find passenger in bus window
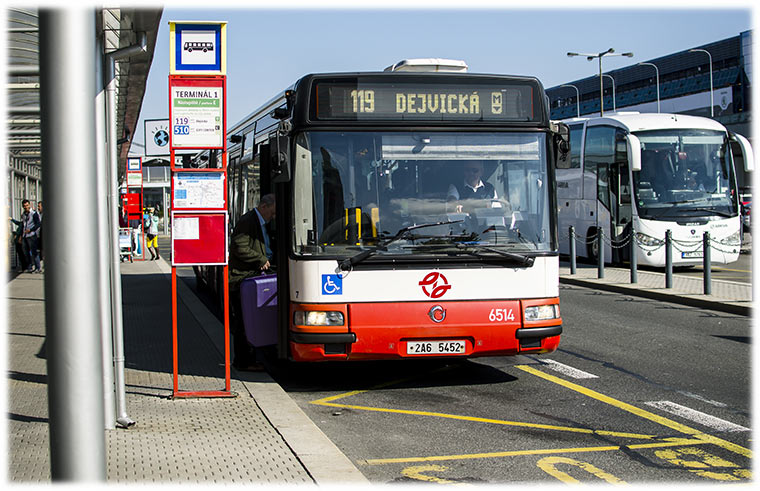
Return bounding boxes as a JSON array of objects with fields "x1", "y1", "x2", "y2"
[
  {"x1": 228, "y1": 193, "x2": 276, "y2": 371},
  {"x1": 446, "y1": 160, "x2": 503, "y2": 213}
]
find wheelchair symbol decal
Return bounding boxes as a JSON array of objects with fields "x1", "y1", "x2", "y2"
[{"x1": 322, "y1": 274, "x2": 343, "y2": 295}]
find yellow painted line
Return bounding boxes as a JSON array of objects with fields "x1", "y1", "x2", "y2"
[
  {"x1": 537, "y1": 456, "x2": 627, "y2": 484},
  {"x1": 515, "y1": 364, "x2": 752, "y2": 459},
  {"x1": 312, "y1": 400, "x2": 656, "y2": 440},
  {"x1": 363, "y1": 437, "x2": 707, "y2": 465}
]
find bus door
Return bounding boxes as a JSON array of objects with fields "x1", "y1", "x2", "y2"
[
  {"x1": 583, "y1": 126, "x2": 613, "y2": 261},
  {"x1": 612, "y1": 130, "x2": 633, "y2": 262}
]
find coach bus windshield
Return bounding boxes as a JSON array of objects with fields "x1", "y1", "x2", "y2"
[
  {"x1": 632, "y1": 129, "x2": 738, "y2": 219},
  {"x1": 292, "y1": 131, "x2": 552, "y2": 259}
]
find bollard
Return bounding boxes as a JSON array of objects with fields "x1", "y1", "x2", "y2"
[
  {"x1": 665, "y1": 229, "x2": 673, "y2": 288},
  {"x1": 569, "y1": 226, "x2": 576, "y2": 275},
  {"x1": 597, "y1": 228, "x2": 604, "y2": 279},
  {"x1": 630, "y1": 229, "x2": 638, "y2": 284},
  {"x1": 703, "y1": 231, "x2": 711, "y2": 295}
]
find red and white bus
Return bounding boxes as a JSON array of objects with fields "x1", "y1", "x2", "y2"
[{"x1": 195, "y1": 61, "x2": 569, "y2": 362}]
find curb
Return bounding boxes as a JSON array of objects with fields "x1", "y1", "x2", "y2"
[
  {"x1": 155, "y1": 259, "x2": 369, "y2": 484},
  {"x1": 559, "y1": 275, "x2": 751, "y2": 316}
]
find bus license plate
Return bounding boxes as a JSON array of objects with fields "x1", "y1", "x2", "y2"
[
  {"x1": 407, "y1": 340, "x2": 466, "y2": 355},
  {"x1": 681, "y1": 251, "x2": 703, "y2": 258}
]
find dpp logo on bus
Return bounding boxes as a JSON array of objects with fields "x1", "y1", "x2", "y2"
[
  {"x1": 321, "y1": 274, "x2": 342, "y2": 295},
  {"x1": 419, "y1": 272, "x2": 451, "y2": 299}
]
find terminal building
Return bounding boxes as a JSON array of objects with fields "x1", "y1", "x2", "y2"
[{"x1": 546, "y1": 30, "x2": 753, "y2": 192}]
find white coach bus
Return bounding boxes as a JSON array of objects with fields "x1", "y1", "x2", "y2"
[{"x1": 556, "y1": 112, "x2": 753, "y2": 266}]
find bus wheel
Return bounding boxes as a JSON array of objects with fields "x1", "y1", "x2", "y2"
[{"x1": 587, "y1": 227, "x2": 599, "y2": 263}]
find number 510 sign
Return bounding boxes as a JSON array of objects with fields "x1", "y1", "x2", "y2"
[{"x1": 169, "y1": 77, "x2": 225, "y2": 149}]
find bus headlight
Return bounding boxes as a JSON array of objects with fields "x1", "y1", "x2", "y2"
[
  {"x1": 720, "y1": 231, "x2": 741, "y2": 247},
  {"x1": 635, "y1": 232, "x2": 664, "y2": 247},
  {"x1": 294, "y1": 311, "x2": 345, "y2": 326},
  {"x1": 524, "y1": 304, "x2": 559, "y2": 322}
]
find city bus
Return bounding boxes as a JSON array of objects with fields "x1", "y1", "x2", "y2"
[
  {"x1": 556, "y1": 112, "x2": 753, "y2": 267},
  {"x1": 195, "y1": 63, "x2": 569, "y2": 362}
]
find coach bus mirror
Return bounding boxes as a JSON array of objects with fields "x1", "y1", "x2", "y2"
[
  {"x1": 730, "y1": 132, "x2": 755, "y2": 172},
  {"x1": 271, "y1": 134, "x2": 291, "y2": 183},
  {"x1": 552, "y1": 122, "x2": 570, "y2": 158},
  {"x1": 626, "y1": 133, "x2": 642, "y2": 172}
]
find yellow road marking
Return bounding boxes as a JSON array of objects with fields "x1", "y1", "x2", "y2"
[
  {"x1": 363, "y1": 437, "x2": 706, "y2": 465},
  {"x1": 537, "y1": 456, "x2": 627, "y2": 484},
  {"x1": 401, "y1": 465, "x2": 473, "y2": 486},
  {"x1": 312, "y1": 400, "x2": 657, "y2": 440},
  {"x1": 515, "y1": 365, "x2": 752, "y2": 459}
]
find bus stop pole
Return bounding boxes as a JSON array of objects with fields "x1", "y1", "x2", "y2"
[
  {"x1": 39, "y1": 9, "x2": 106, "y2": 480},
  {"x1": 94, "y1": 32, "x2": 116, "y2": 430}
]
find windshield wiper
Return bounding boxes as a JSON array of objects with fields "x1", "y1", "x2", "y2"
[
  {"x1": 454, "y1": 242, "x2": 535, "y2": 267},
  {"x1": 337, "y1": 219, "x2": 464, "y2": 271}
]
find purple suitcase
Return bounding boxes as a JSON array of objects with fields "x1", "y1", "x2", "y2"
[{"x1": 240, "y1": 273, "x2": 277, "y2": 347}]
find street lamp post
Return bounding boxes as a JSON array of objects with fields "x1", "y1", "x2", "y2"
[
  {"x1": 567, "y1": 48, "x2": 633, "y2": 116},
  {"x1": 560, "y1": 84, "x2": 580, "y2": 117},
  {"x1": 637, "y1": 62, "x2": 660, "y2": 113},
  {"x1": 602, "y1": 74, "x2": 616, "y2": 112},
  {"x1": 689, "y1": 48, "x2": 713, "y2": 117}
]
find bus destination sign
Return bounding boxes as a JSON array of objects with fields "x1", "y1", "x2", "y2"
[{"x1": 313, "y1": 81, "x2": 536, "y2": 122}]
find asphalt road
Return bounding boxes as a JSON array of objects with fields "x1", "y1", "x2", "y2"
[{"x1": 268, "y1": 284, "x2": 751, "y2": 485}]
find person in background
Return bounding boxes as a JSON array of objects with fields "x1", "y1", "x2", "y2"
[
  {"x1": 228, "y1": 194, "x2": 276, "y2": 371},
  {"x1": 129, "y1": 211, "x2": 142, "y2": 257},
  {"x1": 20, "y1": 199, "x2": 41, "y2": 273},
  {"x1": 144, "y1": 206, "x2": 160, "y2": 260},
  {"x1": 9, "y1": 215, "x2": 29, "y2": 273},
  {"x1": 36, "y1": 201, "x2": 43, "y2": 262}
]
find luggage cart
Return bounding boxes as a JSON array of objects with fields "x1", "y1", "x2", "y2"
[{"x1": 119, "y1": 227, "x2": 133, "y2": 262}]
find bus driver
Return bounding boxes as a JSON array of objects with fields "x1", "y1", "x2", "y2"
[{"x1": 447, "y1": 160, "x2": 503, "y2": 213}]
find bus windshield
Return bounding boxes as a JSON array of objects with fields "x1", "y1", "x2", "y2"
[
  {"x1": 633, "y1": 129, "x2": 738, "y2": 219},
  {"x1": 292, "y1": 131, "x2": 552, "y2": 259}
]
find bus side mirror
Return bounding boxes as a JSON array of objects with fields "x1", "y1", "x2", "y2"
[
  {"x1": 271, "y1": 134, "x2": 291, "y2": 183},
  {"x1": 626, "y1": 133, "x2": 642, "y2": 172},
  {"x1": 730, "y1": 132, "x2": 755, "y2": 172},
  {"x1": 552, "y1": 121, "x2": 570, "y2": 158}
]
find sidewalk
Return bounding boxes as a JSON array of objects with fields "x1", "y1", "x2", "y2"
[
  {"x1": 559, "y1": 261, "x2": 752, "y2": 316},
  {"x1": 7, "y1": 258, "x2": 369, "y2": 484}
]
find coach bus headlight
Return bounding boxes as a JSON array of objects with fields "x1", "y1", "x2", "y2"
[
  {"x1": 294, "y1": 311, "x2": 345, "y2": 326},
  {"x1": 720, "y1": 231, "x2": 741, "y2": 247},
  {"x1": 524, "y1": 304, "x2": 559, "y2": 322},
  {"x1": 635, "y1": 232, "x2": 664, "y2": 247}
]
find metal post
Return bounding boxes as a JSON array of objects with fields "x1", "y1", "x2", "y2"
[
  {"x1": 665, "y1": 229, "x2": 673, "y2": 288},
  {"x1": 569, "y1": 226, "x2": 576, "y2": 274},
  {"x1": 603, "y1": 74, "x2": 616, "y2": 112},
  {"x1": 630, "y1": 230, "x2": 638, "y2": 283},
  {"x1": 597, "y1": 228, "x2": 604, "y2": 279},
  {"x1": 39, "y1": 9, "x2": 106, "y2": 481},
  {"x1": 703, "y1": 231, "x2": 712, "y2": 295},
  {"x1": 105, "y1": 31, "x2": 146, "y2": 429},
  {"x1": 95, "y1": 30, "x2": 116, "y2": 430},
  {"x1": 690, "y1": 49, "x2": 714, "y2": 117}
]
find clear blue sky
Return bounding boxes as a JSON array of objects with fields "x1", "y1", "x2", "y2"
[{"x1": 131, "y1": 4, "x2": 753, "y2": 155}]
